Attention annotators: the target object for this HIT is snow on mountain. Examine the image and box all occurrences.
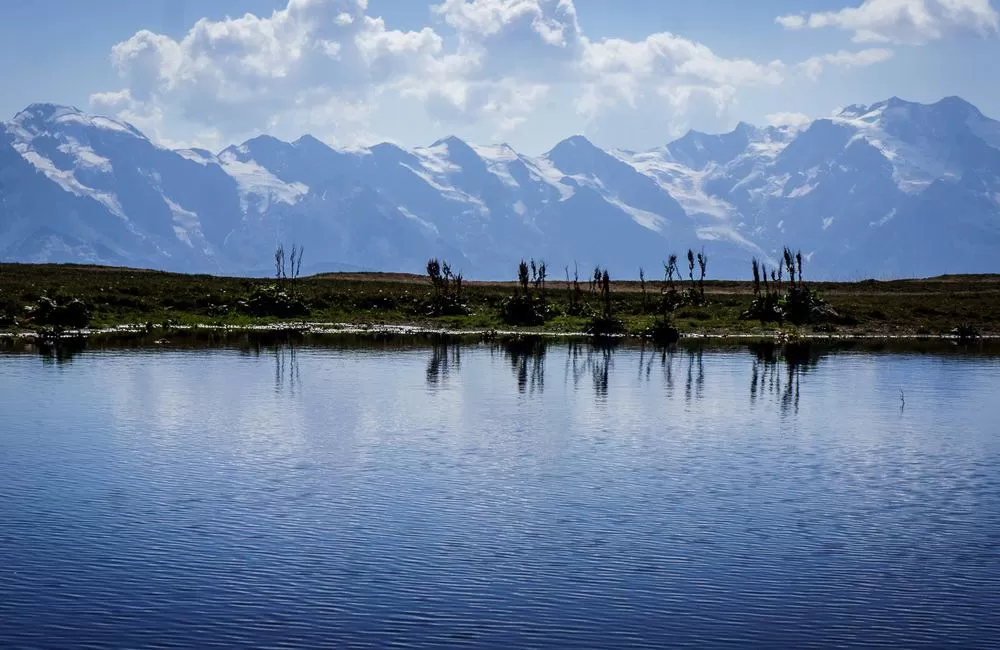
[1,97,999,279]
[219,148,310,212]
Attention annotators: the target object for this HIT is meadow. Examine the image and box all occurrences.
[1,262,997,339]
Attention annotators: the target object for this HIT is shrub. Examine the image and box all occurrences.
[952,323,981,341]
[646,317,679,345]
[31,296,91,329]
[784,286,837,324]
[587,313,626,337]
[238,284,310,318]
[498,258,557,325]
[423,294,472,317]
[357,294,399,311]
[744,288,783,322]
[500,294,556,325]
[661,250,707,309]
[423,257,470,316]
[207,303,232,317]
[587,268,624,336]
[743,250,836,325]
[744,285,834,324]
[0,295,18,328]
[661,289,684,312]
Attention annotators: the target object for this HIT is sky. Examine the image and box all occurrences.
[1,0,998,154]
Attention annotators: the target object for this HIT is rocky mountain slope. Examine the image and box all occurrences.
[1,97,998,279]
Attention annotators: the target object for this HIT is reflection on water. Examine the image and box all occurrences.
[748,342,822,415]
[636,346,706,404]
[563,342,617,399]
[12,333,1000,415]
[426,342,461,387]
[2,340,1000,648]
[494,339,546,395]
[685,348,705,403]
[273,344,301,394]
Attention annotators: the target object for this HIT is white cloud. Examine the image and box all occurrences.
[775,14,807,30]
[418,0,583,125]
[575,32,784,121]
[403,76,550,131]
[90,0,897,148]
[766,112,813,127]
[777,0,999,45]
[798,48,895,79]
[434,0,582,52]
[580,33,784,87]
[94,0,441,141]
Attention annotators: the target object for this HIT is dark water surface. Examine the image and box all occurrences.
[2,341,999,648]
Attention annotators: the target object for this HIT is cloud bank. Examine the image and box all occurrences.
[777,0,998,45]
[92,0,902,148]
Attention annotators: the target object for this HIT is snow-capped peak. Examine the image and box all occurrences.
[11,102,146,140]
[13,103,85,123]
[837,104,869,119]
[176,148,218,165]
[2,96,1000,279]
[829,95,1000,191]
[470,143,519,163]
[429,135,471,149]
[422,135,482,161]
[220,134,290,162]
[545,135,599,157]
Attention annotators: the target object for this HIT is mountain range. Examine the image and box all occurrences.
[2,96,999,279]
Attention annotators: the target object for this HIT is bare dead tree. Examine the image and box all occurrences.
[565,265,572,310]
[687,249,696,293]
[696,249,708,301]
[665,254,678,293]
[442,261,452,294]
[601,269,612,319]
[639,266,647,312]
[518,259,530,295]
[274,244,286,281]
[783,247,796,290]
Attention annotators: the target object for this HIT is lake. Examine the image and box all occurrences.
[2,338,999,648]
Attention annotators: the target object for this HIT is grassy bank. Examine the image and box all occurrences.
[0,263,998,339]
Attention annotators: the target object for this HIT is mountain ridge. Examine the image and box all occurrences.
[2,96,999,279]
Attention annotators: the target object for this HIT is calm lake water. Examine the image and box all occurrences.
[2,339,999,648]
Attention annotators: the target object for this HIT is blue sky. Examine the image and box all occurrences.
[2,0,997,153]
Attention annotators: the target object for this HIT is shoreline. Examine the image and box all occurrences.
[2,321,996,344]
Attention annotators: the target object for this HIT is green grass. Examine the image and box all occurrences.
[1,263,999,338]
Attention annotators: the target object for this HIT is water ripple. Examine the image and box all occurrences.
[1,344,999,648]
